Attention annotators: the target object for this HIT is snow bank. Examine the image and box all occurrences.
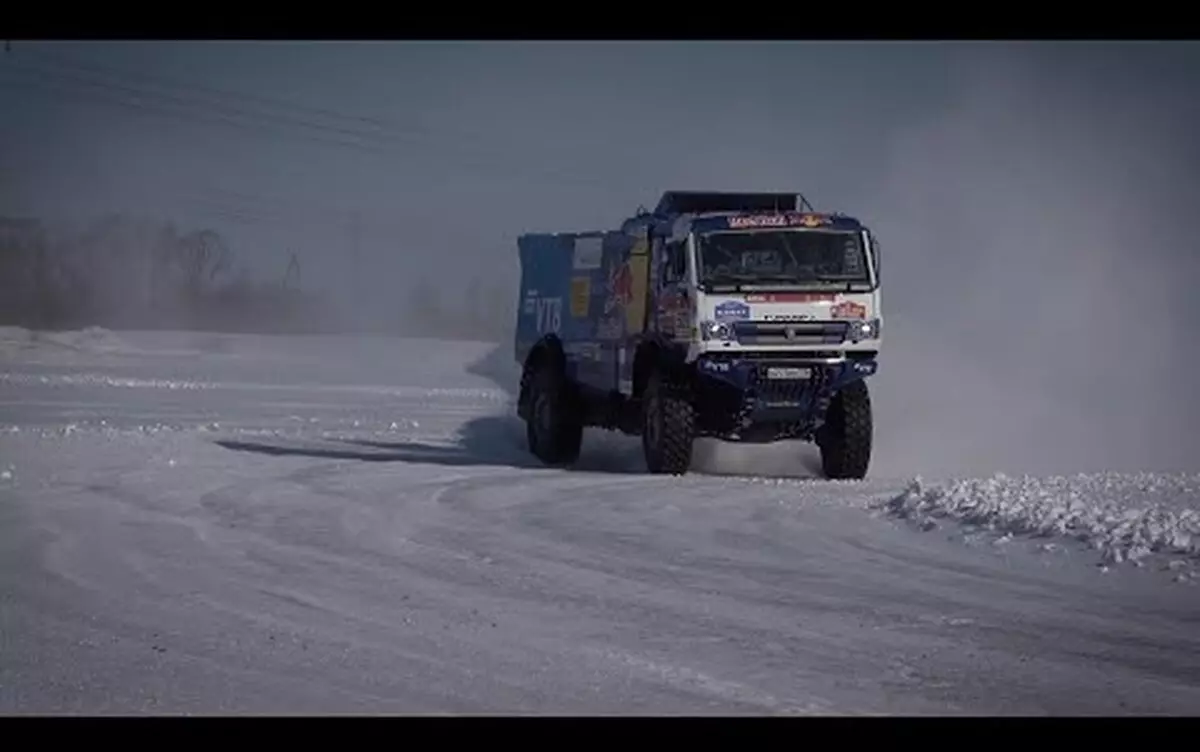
[877,473,1200,566]
[33,326,128,353]
[0,326,130,356]
[0,326,39,354]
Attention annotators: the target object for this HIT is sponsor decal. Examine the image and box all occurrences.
[727,212,833,230]
[713,300,751,322]
[744,292,836,304]
[572,236,603,270]
[728,214,788,229]
[699,359,731,373]
[831,301,867,320]
[569,276,590,318]
[523,289,539,314]
[533,296,562,334]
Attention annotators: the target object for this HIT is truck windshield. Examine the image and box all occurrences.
[696,229,872,291]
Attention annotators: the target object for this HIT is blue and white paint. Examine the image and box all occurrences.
[713,300,750,322]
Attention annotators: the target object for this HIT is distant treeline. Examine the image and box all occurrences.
[397,275,516,344]
[0,213,517,343]
[0,213,339,334]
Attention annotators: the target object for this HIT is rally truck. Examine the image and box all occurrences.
[513,190,882,479]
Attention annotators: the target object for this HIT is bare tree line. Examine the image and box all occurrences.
[0,213,518,342]
[0,213,332,334]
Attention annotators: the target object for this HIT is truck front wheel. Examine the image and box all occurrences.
[525,364,583,466]
[817,379,873,480]
[641,371,695,475]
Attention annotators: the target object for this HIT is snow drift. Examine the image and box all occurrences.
[0,325,129,355]
[879,472,1200,572]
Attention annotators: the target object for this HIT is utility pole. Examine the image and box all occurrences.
[284,251,300,289]
[348,209,361,303]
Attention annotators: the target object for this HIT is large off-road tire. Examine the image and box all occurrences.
[817,379,873,480]
[525,363,583,466]
[641,370,695,475]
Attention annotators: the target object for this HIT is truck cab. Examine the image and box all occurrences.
[515,190,882,479]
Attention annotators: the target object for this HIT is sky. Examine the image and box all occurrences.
[1,40,967,299]
[3,39,1200,476]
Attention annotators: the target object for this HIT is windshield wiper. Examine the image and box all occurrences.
[753,274,814,283]
[702,273,872,293]
[811,276,874,292]
[704,273,759,283]
[770,275,872,291]
[701,273,758,290]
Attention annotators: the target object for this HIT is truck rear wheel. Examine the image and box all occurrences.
[641,371,695,475]
[817,379,872,480]
[525,364,583,466]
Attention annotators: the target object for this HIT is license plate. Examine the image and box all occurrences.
[766,366,811,380]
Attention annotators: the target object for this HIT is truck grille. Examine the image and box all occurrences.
[754,378,808,406]
[749,362,828,407]
[733,321,847,346]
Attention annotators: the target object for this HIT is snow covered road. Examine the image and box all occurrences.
[1,328,1198,714]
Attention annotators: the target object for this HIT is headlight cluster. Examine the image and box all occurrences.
[846,318,881,342]
[700,320,736,341]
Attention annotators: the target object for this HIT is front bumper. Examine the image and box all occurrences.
[692,350,877,437]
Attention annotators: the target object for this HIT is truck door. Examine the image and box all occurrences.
[652,238,689,342]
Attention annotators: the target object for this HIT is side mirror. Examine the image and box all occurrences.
[871,238,880,283]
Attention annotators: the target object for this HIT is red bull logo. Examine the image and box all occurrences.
[605,258,634,313]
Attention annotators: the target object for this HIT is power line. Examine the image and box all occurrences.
[22,45,440,145]
[0,72,388,164]
[0,62,393,155]
[177,185,416,241]
[14,55,437,152]
[193,184,358,223]
[2,65,601,208]
[24,45,631,184]
[1,49,625,196]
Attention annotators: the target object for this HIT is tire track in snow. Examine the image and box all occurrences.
[0,370,509,401]
[5,333,1200,714]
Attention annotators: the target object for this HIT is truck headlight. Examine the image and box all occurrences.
[846,318,880,342]
[700,320,735,341]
